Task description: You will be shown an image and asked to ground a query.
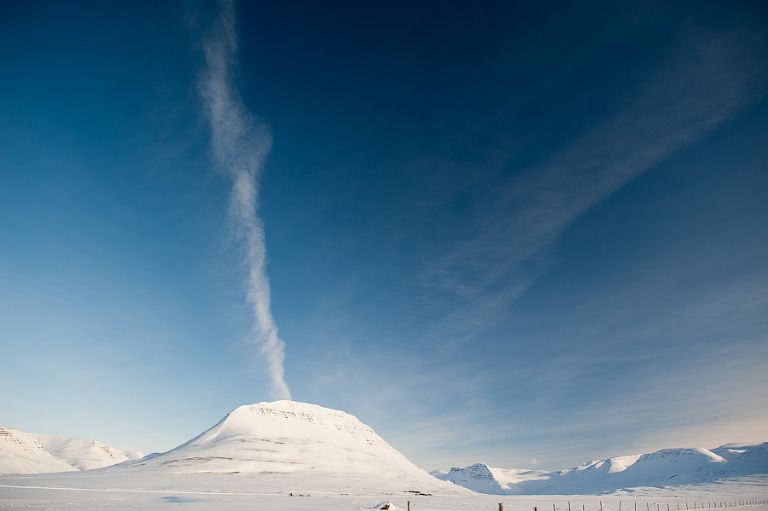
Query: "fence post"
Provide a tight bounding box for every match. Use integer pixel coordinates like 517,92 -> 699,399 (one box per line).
499,504 -> 503,511
407,502 -> 411,511
601,501 -> 603,511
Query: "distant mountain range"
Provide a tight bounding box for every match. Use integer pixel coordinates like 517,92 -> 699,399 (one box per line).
2,402 -> 766,496
432,443 -> 768,494
0,425 -> 142,474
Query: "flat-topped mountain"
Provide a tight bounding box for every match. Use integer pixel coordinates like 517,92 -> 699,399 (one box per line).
110,400 -> 462,494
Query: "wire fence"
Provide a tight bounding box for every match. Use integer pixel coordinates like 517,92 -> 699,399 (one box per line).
397,498 -> 768,511
502,499 -> 768,511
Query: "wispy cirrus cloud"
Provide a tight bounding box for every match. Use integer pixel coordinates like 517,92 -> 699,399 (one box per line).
422,21 -> 767,337
198,0 -> 291,400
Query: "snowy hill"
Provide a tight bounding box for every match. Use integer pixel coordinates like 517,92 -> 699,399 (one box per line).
108,400 -> 464,495
434,443 -> 768,494
0,425 -> 143,474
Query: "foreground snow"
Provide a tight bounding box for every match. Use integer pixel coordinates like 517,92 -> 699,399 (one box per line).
0,473 -> 766,511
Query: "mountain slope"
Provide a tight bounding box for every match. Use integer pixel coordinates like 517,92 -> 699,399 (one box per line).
435,443 -> 768,495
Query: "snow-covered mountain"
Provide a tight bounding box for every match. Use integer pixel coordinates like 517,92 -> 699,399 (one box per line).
0,425 -> 78,474
431,463 -> 550,494
107,400 -> 464,495
712,443 -> 768,474
33,433 -> 143,471
434,443 -> 768,495
0,425 -> 142,474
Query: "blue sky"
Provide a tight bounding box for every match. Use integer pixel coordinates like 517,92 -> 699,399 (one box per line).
1,0 -> 767,471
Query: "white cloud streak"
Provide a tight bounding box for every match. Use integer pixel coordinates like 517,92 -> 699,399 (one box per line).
199,0 -> 291,400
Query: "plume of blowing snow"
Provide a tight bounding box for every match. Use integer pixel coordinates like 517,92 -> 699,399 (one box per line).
199,0 -> 291,400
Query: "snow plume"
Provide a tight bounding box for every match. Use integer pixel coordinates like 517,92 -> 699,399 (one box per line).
199,0 -> 291,400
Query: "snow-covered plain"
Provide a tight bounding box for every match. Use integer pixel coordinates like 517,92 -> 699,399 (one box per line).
1,402 -> 766,510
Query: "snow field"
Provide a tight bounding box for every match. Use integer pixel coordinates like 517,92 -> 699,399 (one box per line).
1,484 -> 767,511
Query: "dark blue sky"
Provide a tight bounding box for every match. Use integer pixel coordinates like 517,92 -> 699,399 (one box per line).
1,0 -> 766,470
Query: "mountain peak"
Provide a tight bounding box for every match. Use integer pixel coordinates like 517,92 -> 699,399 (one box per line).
449,463 -> 494,478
